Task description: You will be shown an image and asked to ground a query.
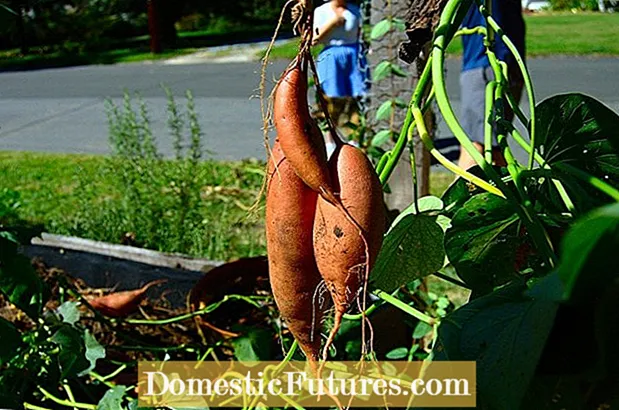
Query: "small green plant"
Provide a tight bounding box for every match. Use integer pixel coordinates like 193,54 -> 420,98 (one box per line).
67,88 -> 265,259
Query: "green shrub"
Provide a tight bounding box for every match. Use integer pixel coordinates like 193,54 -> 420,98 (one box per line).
549,0 -> 599,10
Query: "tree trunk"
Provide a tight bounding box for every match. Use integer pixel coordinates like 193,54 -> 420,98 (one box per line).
159,0 -> 178,48
399,0 -> 450,64
369,0 -> 433,211
147,0 -> 162,54
16,4 -> 28,55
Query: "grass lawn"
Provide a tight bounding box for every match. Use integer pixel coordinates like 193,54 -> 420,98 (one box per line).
0,152 -> 267,261
264,12 -> 619,60
0,151 -> 453,261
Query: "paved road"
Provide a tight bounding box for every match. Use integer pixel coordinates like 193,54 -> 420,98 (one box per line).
1,57 -> 618,160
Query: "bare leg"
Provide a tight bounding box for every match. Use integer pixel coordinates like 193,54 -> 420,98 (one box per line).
458,142 -> 506,170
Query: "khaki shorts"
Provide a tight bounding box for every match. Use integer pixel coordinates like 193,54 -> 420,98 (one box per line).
460,65 -> 523,146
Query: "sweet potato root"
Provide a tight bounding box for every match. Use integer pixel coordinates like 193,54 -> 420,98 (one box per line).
313,144 -> 386,359
266,141 -> 328,369
273,58 -> 339,205
89,279 -> 167,318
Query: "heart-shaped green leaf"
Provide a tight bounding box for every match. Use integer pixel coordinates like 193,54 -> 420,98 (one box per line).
375,100 -> 394,122
534,93 -> 619,214
373,61 -> 392,82
370,19 -> 391,40
390,63 -> 408,77
371,210 -> 445,292
385,347 -> 408,360
435,283 -> 558,410
231,327 -> 273,361
97,386 -> 127,410
58,301 -> 80,326
557,202 -> 619,304
52,325 -> 90,379
444,193 -> 521,294
0,317 -> 21,366
80,330 -> 106,376
0,235 -> 45,318
371,129 -> 392,147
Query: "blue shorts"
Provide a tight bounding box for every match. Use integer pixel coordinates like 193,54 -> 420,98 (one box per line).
316,44 -> 369,98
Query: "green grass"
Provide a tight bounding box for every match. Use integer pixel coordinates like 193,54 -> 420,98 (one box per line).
0,151 -> 452,260
523,12 -> 619,55
257,41 -> 322,61
0,151 -> 267,261
264,12 -> 619,60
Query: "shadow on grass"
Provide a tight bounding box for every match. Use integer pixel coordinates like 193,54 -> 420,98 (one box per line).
0,25 -> 293,72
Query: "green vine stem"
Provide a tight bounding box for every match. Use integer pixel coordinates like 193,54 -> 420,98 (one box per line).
432,0 -> 495,177
375,151 -> 390,174
373,289 -> 436,325
432,0 -> 558,268
95,364 -> 127,382
110,343 -> 199,353
124,294 -> 264,325
246,340 -> 299,410
343,288 -> 438,324
24,404 -> 51,410
37,387 -> 96,410
557,163 -> 619,201
433,271 -> 471,289
194,341 -> 224,369
377,72 -> 434,186
343,300 -> 381,320
278,392 -> 305,410
479,3 -> 537,169
503,82 -> 529,127
412,101 -> 504,197
62,383 -> 77,410
273,339 -> 298,376
379,51 -> 505,197
484,80 -> 497,163
408,119 -> 420,213
89,372 -> 116,389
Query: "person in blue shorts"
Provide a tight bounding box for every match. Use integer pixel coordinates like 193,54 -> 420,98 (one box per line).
458,0 -> 526,170
312,0 -> 368,145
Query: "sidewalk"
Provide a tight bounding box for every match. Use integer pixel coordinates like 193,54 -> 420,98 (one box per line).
163,39 -> 293,65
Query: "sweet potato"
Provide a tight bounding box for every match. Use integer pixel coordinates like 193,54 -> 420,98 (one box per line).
273,58 -> 339,205
313,144 -> 386,359
89,279 -> 167,317
266,141 -> 328,369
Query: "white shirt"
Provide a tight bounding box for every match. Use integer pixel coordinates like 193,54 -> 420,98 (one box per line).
313,3 -> 361,46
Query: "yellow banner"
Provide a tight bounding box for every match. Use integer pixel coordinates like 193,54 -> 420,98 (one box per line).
137,360 -> 476,408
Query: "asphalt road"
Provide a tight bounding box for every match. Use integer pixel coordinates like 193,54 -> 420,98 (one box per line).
1,57 -> 618,160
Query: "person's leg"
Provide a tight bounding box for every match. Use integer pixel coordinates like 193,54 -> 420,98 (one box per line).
458,66 -> 512,169
316,46 -> 347,156
340,98 -> 361,142
458,67 -> 488,169
506,64 -> 524,123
